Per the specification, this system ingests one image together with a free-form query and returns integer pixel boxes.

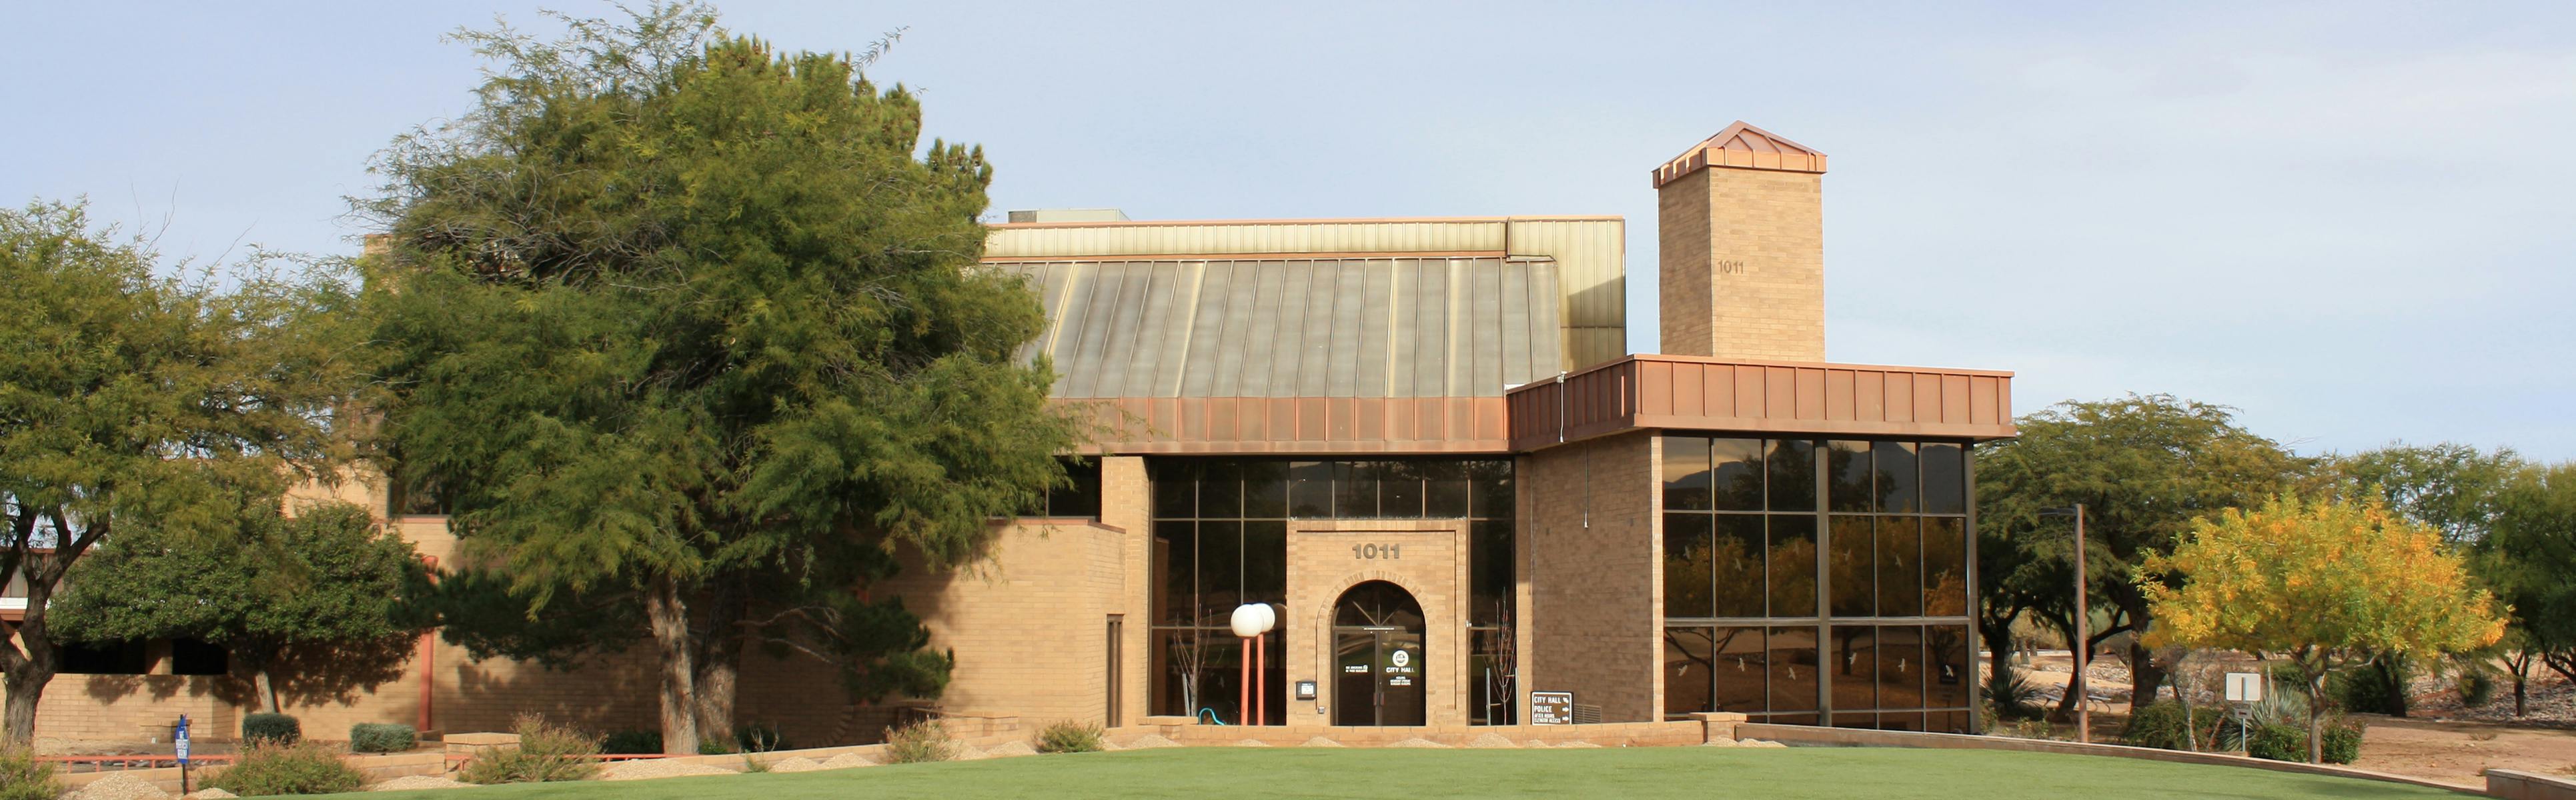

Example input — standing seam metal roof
[996,255,1561,399]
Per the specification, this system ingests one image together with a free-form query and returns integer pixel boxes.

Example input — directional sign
[2224,672,2263,703]
[1531,691,1575,725]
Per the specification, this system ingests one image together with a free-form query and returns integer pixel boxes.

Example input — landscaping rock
[1465,733,1517,749]
[68,773,169,800]
[1232,739,1271,747]
[983,741,1039,758]
[1389,737,1449,748]
[600,759,737,781]
[1555,741,1603,748]
[1521,740,1552,748]
[817,752,877,769]
[368,776,473,791]
[1740,739,1788,749]
[1299,737,1345,747]
[766,757,825,773]
[1702,737,1739,747]
[183,790,237,800]
[1123,734,1182,749]
[951,744,990,761]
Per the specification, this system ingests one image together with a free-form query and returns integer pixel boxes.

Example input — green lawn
[350,747,2474,800]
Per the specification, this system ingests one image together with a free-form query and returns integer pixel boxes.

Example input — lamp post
[2040,505,2088,743]
[1229,603,1277,726]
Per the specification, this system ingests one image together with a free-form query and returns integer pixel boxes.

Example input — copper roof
[1652,121,1828,187]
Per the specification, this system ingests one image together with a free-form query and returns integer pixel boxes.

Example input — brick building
[31,121,2012,745]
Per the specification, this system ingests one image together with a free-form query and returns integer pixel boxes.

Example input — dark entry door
[1331,581,1426,725]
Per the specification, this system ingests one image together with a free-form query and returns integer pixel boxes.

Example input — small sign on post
[1531,691,1575,725]
[175,714,192,794]
[2224,672,2263,703]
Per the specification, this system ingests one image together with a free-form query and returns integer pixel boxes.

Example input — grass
[342,747,2475,800]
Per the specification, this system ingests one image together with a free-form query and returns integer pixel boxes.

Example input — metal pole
[1238,637,1252,725]
[1254,633,1267,727]
[2074,503,2090,745]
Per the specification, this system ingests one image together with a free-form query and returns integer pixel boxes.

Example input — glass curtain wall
[1660,437,1974,733]
[1148,458,1515,725]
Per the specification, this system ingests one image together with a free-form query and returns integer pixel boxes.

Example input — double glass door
[1331,581,1425,726]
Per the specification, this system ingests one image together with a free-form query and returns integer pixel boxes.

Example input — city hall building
[31,123,2013,743]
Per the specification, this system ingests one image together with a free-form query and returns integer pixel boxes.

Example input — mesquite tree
[0,201,363,743]
[362,3,1081,753]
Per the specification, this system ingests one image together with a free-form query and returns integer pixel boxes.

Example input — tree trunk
[2128,640,2168,712]
[2307,671,2327,764]
[1986,635,2014,709]
[644,575,699,755]
[2514,677,2527,717]
[692,580,746,745]
[1,666,51,746]
[2377,654,2410,717]
[254,669,280,715]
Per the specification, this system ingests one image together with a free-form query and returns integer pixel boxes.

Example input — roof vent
[1006,209,1131,224]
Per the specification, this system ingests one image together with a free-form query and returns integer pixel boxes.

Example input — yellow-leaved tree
[2137,493,2504,763]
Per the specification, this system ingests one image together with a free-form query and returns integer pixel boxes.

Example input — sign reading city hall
[1530,691,1575,725]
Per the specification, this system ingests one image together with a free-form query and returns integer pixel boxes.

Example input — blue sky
[7,2,2572,459]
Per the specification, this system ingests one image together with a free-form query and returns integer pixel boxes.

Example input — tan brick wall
[1657,165,1825,362]
[1519,431,1660,722]
[1282,519,1470,728]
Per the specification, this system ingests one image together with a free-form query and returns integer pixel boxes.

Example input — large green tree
[53,502,427,713]
[2316,442,2523,715]
[0,201,364,743]
[362,4,1082,753]
[2485,461,2576,713]
[1976,395,2306,719]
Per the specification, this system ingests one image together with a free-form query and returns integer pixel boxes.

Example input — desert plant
[2457,669,2497,709]
[241,713,302,745]
[734,722,788,753]
[882,719,956,764]
[1982,670,2044,721]
[1034,720,1103,754]
[205,741,365,796]
[599,729,662,755]
[459,715,600,784]
[2246,716,2365,765]
[696,739,735,755]
[740,755,770,773]
[348,723,417,754]
[2122,700,2229,751]
[0,746,62,800]
[2321,717,2366,764]
[2328,660,2407,715]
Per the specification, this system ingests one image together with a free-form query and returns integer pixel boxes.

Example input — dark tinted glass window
[1333,462,1378,518]
[1714,515,1766,617]
[1922,517,1968,617]
[1768,625,1819,712]
[1244,520,1287,608]
[1153,461,1198,518]
[1662,513,1714,619]
[1025,457,1101,517]
[1664,627,1715,717]
[1920,443,1966,515]
[1872,441,1916,513]
[1712,439,1765,511]
[1712,626,1766,712]
[1197,461,1241,519]
[1830,625,1876,717]
[1827,441,1872,512]
[1197,521,1241,622]
[1768,515,1817,617]
[1876,517,1923,617]
[1876,625,1925,713]
[1288,461,1332,517]
[62,640,149,675]
[1470,519,1514,625]
[1766,439,1816,511]
[1928,625,1971,708]
[1153,522,1194,626]
[1828,516,1874,617]
[1662,437,1712,511]
[1470,465,1514,519]
[1379,463,1425,519]
[1243,461,1289,518]
[170,639,227,676]
[1423,461,1469,517]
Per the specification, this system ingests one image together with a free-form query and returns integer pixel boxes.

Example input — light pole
[2040,505,2088,743]
[1229,603,1277,726]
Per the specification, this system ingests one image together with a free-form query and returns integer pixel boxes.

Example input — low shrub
[1982,671,2043,722]
[696,739,736,755]
[882,719,955,764]
[205,741,365,796]
[2457,670,2497,709]
[459,715,601,784]
[349,723,417,754]
[2122,700,2230,751]
[0,746,62,800]
[2245,717,2366,764]
[736,722,788,753]
[600,729,662,755]
[1034,720,1103,754]
[241,713,302,746]
[2328,661,2405,715]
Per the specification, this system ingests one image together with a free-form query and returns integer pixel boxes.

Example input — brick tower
[1654,121,1826,361]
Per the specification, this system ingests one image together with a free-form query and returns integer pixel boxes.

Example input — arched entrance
[1331,581,1426,725]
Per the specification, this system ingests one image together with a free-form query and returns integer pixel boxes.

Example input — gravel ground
[598,760,736,781]
[765,757,824,773]
[982,742,1038,758]
[368,776,474,791]
[67,773,169,800]
[1465,733,1516,748]
[2407,667,2575,724]
[181,790,235,800]
[1299,737,1343,747]
[816,752,876,769]
[1388,738,1447,748]
[1231,739,1271,747]
[1122,735,1181,749]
